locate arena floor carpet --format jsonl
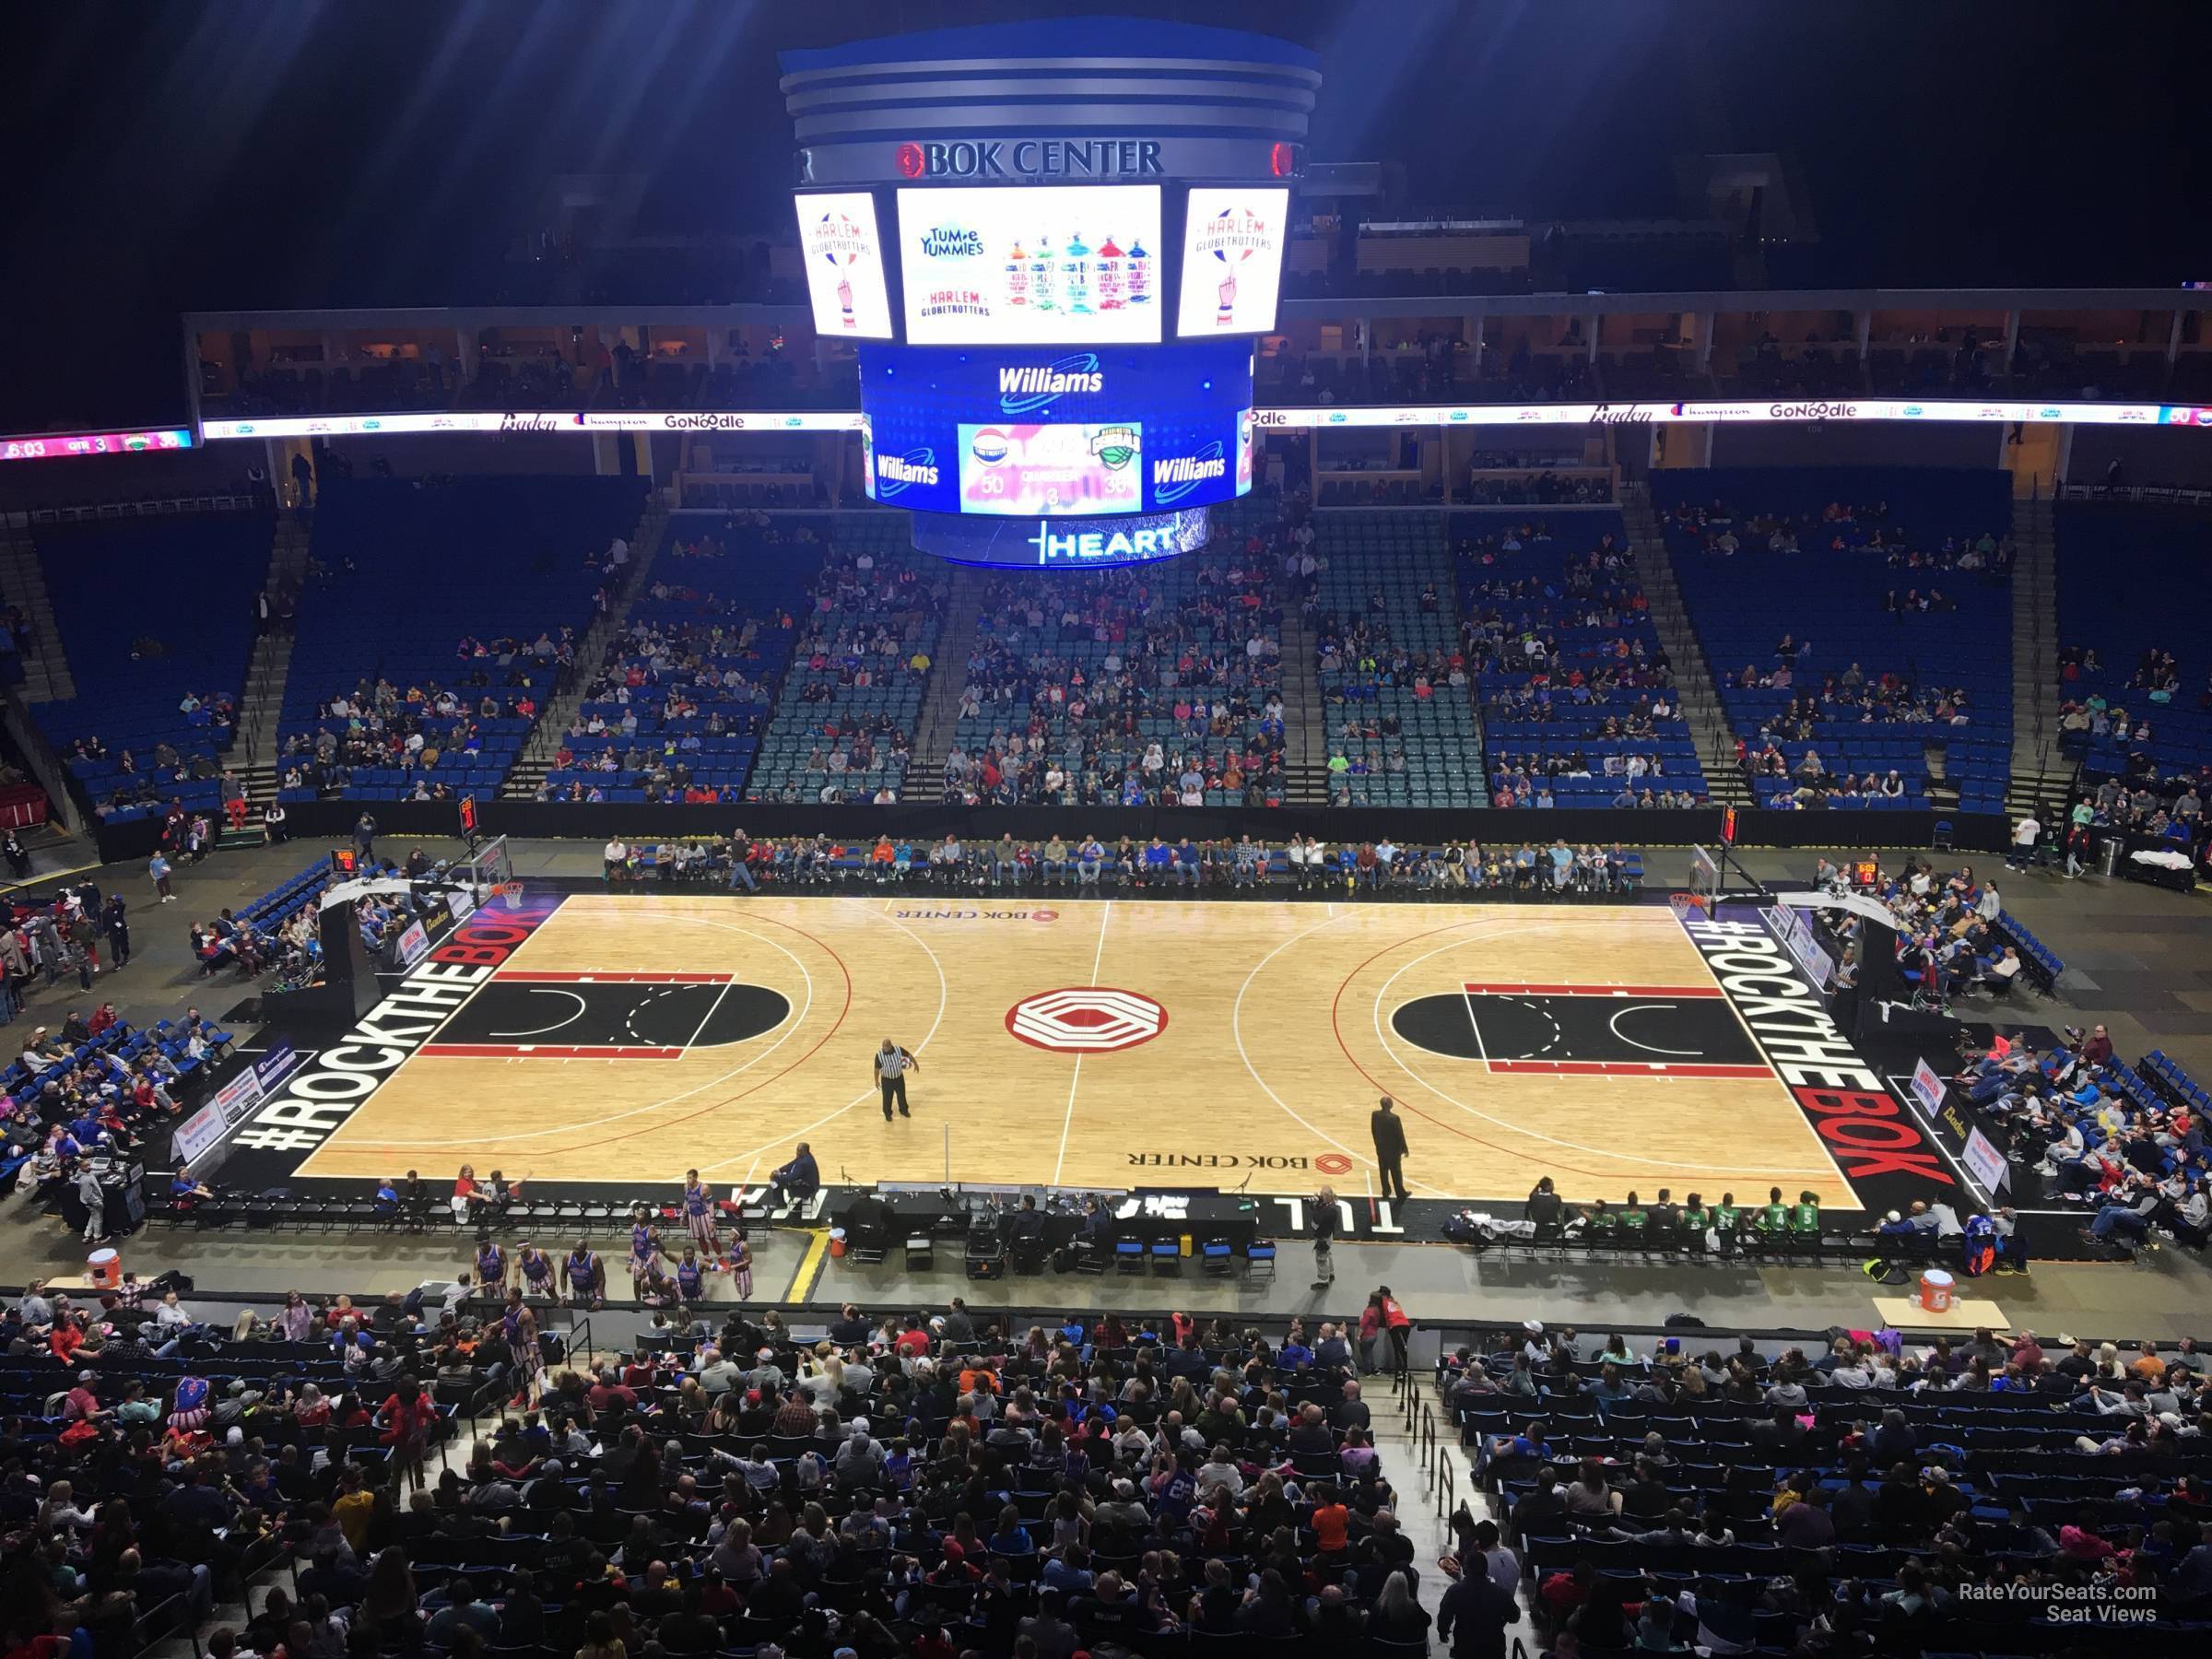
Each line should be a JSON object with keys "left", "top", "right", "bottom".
{"left": 237, "top": 891, "right": 1913, "bottom": 1211}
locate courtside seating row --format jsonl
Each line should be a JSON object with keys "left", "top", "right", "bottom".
{"left": 1992, "top": 909, "right": 2065, "bottom": 992}
{"left": 196, "top": 864, "right": 335, "bottom": 976}
{"left": 1, "top": 1015, "right": 229, "bottom": 1112}
{"left": 1511, "top": 778, "right": 1705, "bottom": 806}
{"left": 1750, "top": 782, "right": 1934, "bottom": 811}
{"left": 2140, "top": 1050, "right": 2212, "bottom": 1118}
{"left": 276, "top": 719, "right": 531, "bottom": 802}
{"left": 2053, "top": 500, "right": 2212, "bottom": 777}
{"left": 542, "top": 763, "right": 753, "bottom": 792}
{"left": 31, "top": 514, "right": 275, "bottom": 776}
{"left": 87, "top": 776, "right": 232, "bottom": 825}
{"left": 238, "top": 858, "right": 335, "bottom": 935}
{"left": 607, "top": 842, "right": 1645, "bottom": 890}
{"left": 279, "top": 776, "right": 509, "bottom": 805}
{"left": 1653, "top": 468, "right": 2016, "bottom": 813}
{"left": 276, "top": 477, "right": 647, "bottom": 798}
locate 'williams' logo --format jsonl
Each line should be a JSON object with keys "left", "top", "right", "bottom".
{"left": 1152, "top": 441, "right": 1228, "bottom": 503}
{"left": 998, "top": 353, "right": 1104, "bottom": 415}
{"left": 875, "top": 447, "right": 939, "bottom": 498}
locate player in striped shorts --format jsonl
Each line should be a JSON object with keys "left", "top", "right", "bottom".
{"left": 680, "top": 1170, "right": 724, "bottom": 1266}
{"left": 727, "top": 1230, "right": 754, "bottom": 1300}
{"left": 516, "top": 1241, "right": 556, "bottom": 1300}
{"left": 627, "top": 1206, "right": 665, "bottom": 1299}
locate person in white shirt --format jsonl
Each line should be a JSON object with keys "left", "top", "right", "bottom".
{"left": 2009, "top": 814, "right": 2041, "bottom": 870}
{"left": 1194, "top": 1445, "right": 1244, "bottom": 1501}
{"left": 154, "top": 1292, "right": 195, "bottom": 1330}
{"left": 603, "top": 840, "right": 628, "bottom": 883}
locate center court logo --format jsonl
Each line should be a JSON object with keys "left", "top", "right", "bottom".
{"left": 1007, "top": 986, "right": 1168, "bottom": 1053}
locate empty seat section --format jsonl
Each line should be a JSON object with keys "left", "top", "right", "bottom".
{"left": 274, "top": 476, "right": 647, "bottom": 803}
{"left": 1653, "top": 467, "right": 2014, "bottom": 814}
{"left": 35, "top": 515, "right": 274, "bottom": 824}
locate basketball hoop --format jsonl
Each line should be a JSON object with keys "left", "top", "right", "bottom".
{"left": 1669, "top": 890, "right": 1710, "bottom": 924}
{"left": 491, "top": 881, "right": 524, "bottom": 912}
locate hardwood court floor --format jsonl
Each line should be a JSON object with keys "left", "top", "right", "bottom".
{"left": 297, "top": 894, "right": 1855, "bottom": 1206}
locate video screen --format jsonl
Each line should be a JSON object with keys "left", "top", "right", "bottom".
{"left": 1176, "top": 186, "right": 1290, "bottom": 337}
{"left": 956, "top": 421, "right": 1145, "bottom": 516}
{"left": 896, "top": 185, "right": 1163, "bottom": 347}
{"left": 794, "top": 192, "right": 895, "bottom": 340}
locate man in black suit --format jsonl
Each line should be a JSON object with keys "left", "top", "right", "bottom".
{"left": 1371, "top": 1095, "right": 1410, "bottom": 1204}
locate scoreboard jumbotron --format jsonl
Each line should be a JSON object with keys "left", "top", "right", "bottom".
{"left": 781, "top": 19, "right": 1313, "bottom": 568}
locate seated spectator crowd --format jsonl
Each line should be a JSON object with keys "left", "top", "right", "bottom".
{"left": 1457, "top": 515, "right": 1709, "bottom": 809}
{"left": 4, "top": 1003, "right": 230, "bottom": 1232}
{"left": 746, "top": 535, "right": 944, "bottom": 806}
{"left": 5, "top": 1292, "right": 1430, "bottom": 1659}
{"left": 279, "top": 653, "right": 557, "bottom": 803}
{"left": 2054, "top": 690, "right": 2212, "bottom": 879}
{"left": 1813, "top": 855, "right": 2029, "bottom": 1011}
{"left": 1444, "top": 1321, "right": 2212, "bottom": 1650}
{"left": 1951, "top": 1020, "right": 2212, "bottom": 1261}
{"left": 2054, "top": 501, "right": 2212, "bottom": 832}
{"left": 0, "top": 1276, "right": 486, "bottom": 1658}
{"left": 540, "top": 525, "right": 799, "bottom": 806}
{"left": 1305, "top": 511, "right": 1481, "bottom": 806}
{"left": 942, "top": 538, "right": 1288, "bottom": 809}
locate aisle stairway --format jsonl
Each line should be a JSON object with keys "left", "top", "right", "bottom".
{"left": 1620, "top": 481, "right": 1750, "bottom": 807}
{"left": 0, "top": 519, "right": 75, "bottom": 702}
{"left": 232, "top": 520, "right": 315, "bottom": 804}
{"left": 909, "top": 565, "right": 992, "bottom": 788}
{"left": 1377, "top": 1364, "right": 1484, "bottom": 1622}
{"left": 2005, "top": 492, "right": 2069, "bottom": 822}
{"left": 1277, "top": 607, "right": 1324, "bottom": 771}
{"left": 501, "top": 496, "right": 673, "bottom": 800}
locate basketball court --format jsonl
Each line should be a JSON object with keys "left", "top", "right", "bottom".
{"left": 282, "top": 892, "right": 1862, "bottom": 1208}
